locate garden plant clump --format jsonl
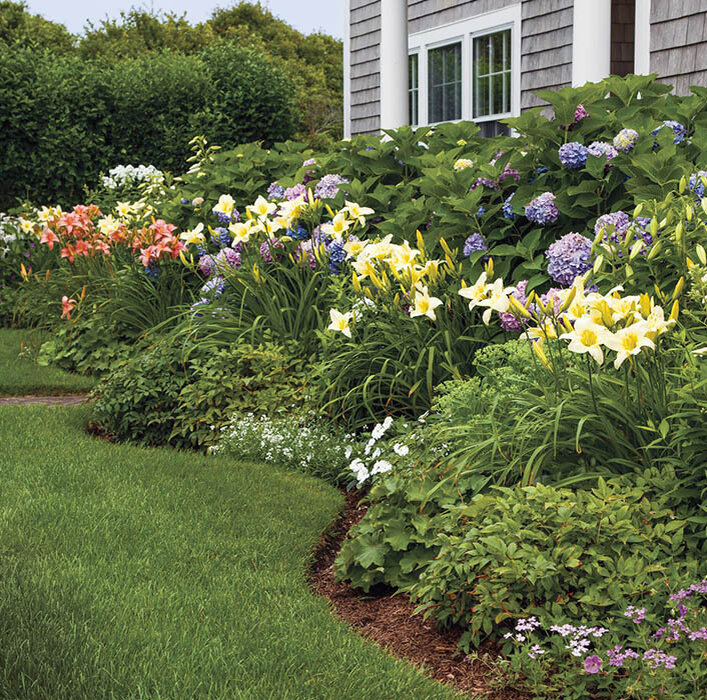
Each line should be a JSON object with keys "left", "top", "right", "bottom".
{"left": 5, "top": 73, "right": 707, "bottom": 697}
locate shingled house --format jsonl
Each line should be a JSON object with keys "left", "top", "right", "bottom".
{"left": 343, "top": 0, "right": 707, "bottom": 137}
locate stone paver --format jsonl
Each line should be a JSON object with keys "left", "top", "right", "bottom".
{"left": 0, "top": 395, "right": 91, "bottom": 406}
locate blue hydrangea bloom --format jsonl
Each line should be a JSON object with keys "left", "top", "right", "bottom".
{"left": 212, "top": 227, "right": 231, "bottom": 248}
{"left": 216, "top": 212, "right": 231, "bottom": 225}
{"left": 594, "top": 211, "right": 630, "bottom": 244}
{"left": 287, "top": 225, "right": 309, "bottom": 240}
{"left": 267, "top": 182, "right": 286, "bottom": 199}
{"left": 327, "top": 241, "right": 347, "bottom": 273}
{"left": 476, "top": 206, "right": 486, "bottom": 218}
{"left": 144, "top": 265, "right": 158, "bottom": 280}
{"left": 545, "top": 232, "right": 593, "bottom": 285}
{"left": 558, "top": 142, "right": 589, "bottom": 169}
{"left": 201, "top": 276, "right": 226, "bottom": 296}
{"left": 502, "top": 192, "right": 516, "bottom": 221}
{"left": 688, "top": 171, "right": 707, "bottom": 202}
{"left": 180, "top": 197, "right": 189, "bottom": 205}
{"left": 463, "top": 233, "right": 487, "bottom": 258}
{"left": 525, "top": 192, "right": 558, "bottom": 226}
{"left": 651, "top": 120, "right": 686, "bottom": 145}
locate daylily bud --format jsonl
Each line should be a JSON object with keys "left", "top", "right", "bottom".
{"left": 509, "top": 296, "right": 532, "bottom": 318}
{"left": 696, "top": 244, "right": 707, "bottom": 265}
{"left": 686, "top": 205, "right": 693, "bottom": 221}
{"left": 629, "top": 240, "right": 644, "bottom": 260}
{"left": 669, "top": 299, "right": 680, "bottom": 323}
{"left": 634, "top": 202, "right": 644, "bottom": 218}
{"left": 352, "top": 272, "right": 361, "bottom": 292}
{"left": 416, "top": 229, "right": 425, "bottom": 254}
{"left": 672, "top": 276, "right": 685, "bottom": 299}
{"left": 679, "top": 175, "right": 687, "bottom": 194}
{"left": 484, "top": 257, "right": 494, "bottom": 277}
{"left": 675, "top": 220, "right": 683, "bottom": 245}
{"left": 532, "top": 340, "right": 550, "bottom": 368}
{"left": 702, "top": 198, "right": 707, "bottom": 216}
{"left": 561, "top": 316, "right": 574, "bottom": 334}
{"left": 650, "top": 217, "right": 658, "bottom": 238}
{"left": 647, "top": 241, "right": 662, "bottom": 260}
{"left": 439, "top": 237, "right": 453, "bottom": 258}
{"left": 639, "top": 293, "right": 651, "bottom": 318}
{"left": 559, "top": 286, "right": 577, "bottom": 313}
{"left": 625, "top": 264, "right": 633, "bottom": 278}
{"left": 593, "top": 254, "right": 604, "bottom": 273}
{"left": 686, "top": 256, "right": 694, "bottom": 269}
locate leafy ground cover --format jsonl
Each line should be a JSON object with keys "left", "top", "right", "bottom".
{"left": 0, "top": 402, "right": 456, "bottom": 700}
{"left": 0, "top": 328, "right": 94, "bottom": 395}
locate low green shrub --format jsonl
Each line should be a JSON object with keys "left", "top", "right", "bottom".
{"left": 411, "top": 480, "right": 695, "bottom": 649}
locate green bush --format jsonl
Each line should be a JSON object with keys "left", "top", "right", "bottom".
{"left": 0, "top": 43, "right": 297, "bottom": 210}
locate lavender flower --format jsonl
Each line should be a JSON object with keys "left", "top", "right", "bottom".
{"left": 463, "top": 233, "right": 487, "bottom": 259}
{"left": 476, "top": 206, "right": 486, "bottom": 218}
{"left": 643, "top": 649, "right": 677, "bottom": 670}
{"left": 613, "top": 128, "right": 639, "bottom": 153}
{"left": 471, "top": 177, "right": 499, "bottom": 191}
{"left": 558, "top": 142, "right": 589, "bottom": 169}
{"left": 606, "top": 645, "right": 639, "bottom": 668}
{"left": 624, "top": 606, "right": 646, "bottom": 624}
{"left": 546, "top": 232, "right": 593, "bottom": 285}
{"left": 587, "top": 141, "right": 618, "bottom": 163}
{"left": 502, "top": 192, "right": 516, "bottom": 220}
{"left": 267, "top": 182, "right": 286, "bottom": 199}
{"left": 594, "top": 211, "right": 631, "bottom": 243}
{"left": 651, "top": 120, "right": 686, "bottom": 145}
{"left": 213, "top": 227, "right": 231, "bottom": 248}
{"left": 525, "top": 192, "right": 559, "bottom": 226}
{"left": 528, "top": 644, "right": 545, "bottom": 659}
{"left": 500, "top": 162, "right": 520, "bottom": 182}
{"left": 314, "top": 174, "right": 349, "bottom": 200}
{"left": 201, "top": 275, "right": 225, "bottom": 296}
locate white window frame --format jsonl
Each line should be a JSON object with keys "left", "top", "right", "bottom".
{"left": 408, "top": 5, "right": 522, "bottom": 128}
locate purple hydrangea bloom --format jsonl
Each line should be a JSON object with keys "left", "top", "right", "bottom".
{"left": 198, "top": 254, "right": 216, "bottom": 277}
{"left": 688, "top": 171, "right": 707, "bottom": 202}
{"left": 500, "top": 162, "right": 520, "bottom": 182}
{"left": 546, "top": 232, "right": 593, "bottom": 285}
{"left": 267, "top": 182, "right": 286, "bottom": 199}
{"left": 216, "top": 212, "right": 231, "bottom": 225}
{"left": 525, "top": 192, "right": 558, "bottom": 225}
{"left": 613, "top": 128, "right": 639, "bottom": 152}
{"left": 503, "top": 192, "right": 516, "bottom": 220}
{"left": 587, "top": 141, "right": 618, "bottom": 163}
{"left": 595, "top": 211, "right": 631, "bottom": 243}
{"left": 314, "top": 174, "right": 349, "bottom": 200}
{"left": 652, "top": 120, "right": 686, "bottom": 145}
{"left": 558, "top": 142, "right": 589, "bottom": 169}
{"left": 574, "top": 104, "right": 589, "bottom": 123}
{"left": 259, "top": 238, "right": 285, "bottom": 262}
{"left": 463, "top": 233, "right": 487, "bottom": 258}
{"left": 215, "top": 247, "right": 241, "bottom": 270}
{"left": 284, "top": 183, "right": 307, "bottom": 200}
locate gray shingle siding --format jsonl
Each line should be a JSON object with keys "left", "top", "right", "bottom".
{"left": 520, "top": 0, "right": 573, "bottom": 109}
{"left": 350, "top": 0, "right": 381, "bottom": 135}
{"left": 408, "top": 0, "right": 518, "bottom": 34}
{"left": 650, "top": 3, "right": 707, "bottom": 95}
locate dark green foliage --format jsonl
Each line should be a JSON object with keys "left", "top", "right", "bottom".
{"left": 0, "top": 1, "right": 75, "bottom": 54}
{"left": 0, "top": 43, "right": 297, "bottom": 210}
{"left": 92, "top": 337, "right": 313, "bottom": 450}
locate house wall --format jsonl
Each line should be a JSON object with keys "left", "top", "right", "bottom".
{"left": 650, "top": 2, "right": 707, "bottom": 95}
{"left": 350, "top": 0, "right": 381, "bottom": 135}
{"left": 520, "top": 0, "right": 573, "bottom": 109}
{"left": 408, "top": 0, "right": 518, "bottom": 34}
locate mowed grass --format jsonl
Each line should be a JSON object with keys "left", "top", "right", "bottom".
{"left": 0, "top": 405, "right": 455, "bottom": 700}
{"left": 0, "top": 328, "right": 95, "bottom": 395}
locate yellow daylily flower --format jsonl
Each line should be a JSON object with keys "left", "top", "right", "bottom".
{"left": 409, "top": 285, "right": 443, "bottom": 321}
{"left": 179, "top": 222, "right": 206, "bottom": 246}
{"left": 246, "top": 195, "right": 276, "bottom": 220}
{"left": 458, "top": 272, "right": 488, "bottom": 311}
{"left": 213, "top": 194, "right": 236, "bottom": 216}
{"left": 560, "top": 317, "right": 612, "bottom": 365}
{"left": 327, "top": 308, "right": 354, "bottom": 338}
{"left": 344, "top": 201, "right": 375, "bottom": 226}
{"left": 604, "top": 322, "right": 655, "bottom": 369}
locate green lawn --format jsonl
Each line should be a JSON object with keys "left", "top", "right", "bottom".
{"left": 0, "top": 328, "right": 95, "bottom": 395}
{"left": 0, "top": 404, "right": 455, "bottom": 699}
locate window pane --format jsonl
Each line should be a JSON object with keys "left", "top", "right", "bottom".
{"left": 491, "top": 32, "right": 505, "bottom": 73}
{"left": 475, "top": 75, "right": 490, "bottom": 117}
{"left": 493, "top": 73, "right": 504, "bottom": 115}
{"left": 475, "top": 35, "right": 490, "bottom": 77}
{"left": 408, "top": 53, "right": 417, "bottom": 90}
{"left": 473, "top": 29, "right": 512, "bottom": 118}
{"left": 408, "top": 53, "right": 418, "bottom": 125}
{"left": 428, "top": 42, "right": 462, "bottom": 122}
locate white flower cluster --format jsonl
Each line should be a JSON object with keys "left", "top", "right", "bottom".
{"left": 349, "top": 416, "right": 412, "bottom": 486}
{"left": 0, "top": 214, "right": 23, "bottom": 258}
{"left": 102, "top": 164, "right": 163, "bottom": 190}
{"left": 209, "top": 412, "right": 355, "bottom": 481}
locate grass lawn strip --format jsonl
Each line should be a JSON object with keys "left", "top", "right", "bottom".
{"left": 0, "top": 329, "right": 95, "bottom": 396}
{"left": 0, "top": 404, "right": 455, "bottom": 699}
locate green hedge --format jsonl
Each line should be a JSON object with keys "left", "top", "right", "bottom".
{"left": 0, "top": 44, "right": 296, "bottom": 209}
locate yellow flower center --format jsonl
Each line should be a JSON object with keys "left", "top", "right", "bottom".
{"left": 580, "top": 329, "right": 598, "bottom": 347}
{"left": 621, "top": 333, "right": 639, "bottom": 351}
{"left": 418, "top": 298, "right": 430, "bottom": 313}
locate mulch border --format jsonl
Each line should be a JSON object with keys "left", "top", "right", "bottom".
{"left": 308, "top": 490, "right": 527, "bottom": 699}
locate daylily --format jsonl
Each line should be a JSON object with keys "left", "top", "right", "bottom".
{"left": 327, "top": 308, "right": 354, "bottom": 338}
{"left": 213, "top": 194, "right": 236, "bottom": 216}
{"left": 560, "top": 317, "right": 612, "bottom": 364}
{"left": 40, "top": 229, "right": 59, "bottom": 250}
{"left": 604, "top": 322, "right": 655, "bottom": 368}
{"left": 19, "top": 218, "right": 33, "bottom": 233}
{"left": 344, "top": 239, "right": 367, "bottom": 258}
{"left": 458, "top": 272, "right": 488, "bottom": 310}
{"left": 409, "top": 285, "right": 443, "bottom": 321}
{"left": 228, "top": 220, "right": 253, "bottom": 244}
{"left": 179, "top": 222, "right": 206, "bottom": 246}
{"left": 343, "top": 201, "right": 375, "bottom": 226}
{"left": 61, "top": 295, "right": 76, "bottom": 320}
{"left": 321, "top": 212, "right": 351, "bottom": 240}
{"left": 247, "top": 195, "right": 276, "bottom": 220}
{"left": 36, "top": 206, "right": 53, "bottom": 223}
{"left": 477, "top": 278, "right": 514, "bottom": 324}
{"left": 115, "top": 202, "right": 134, "bottom": 218}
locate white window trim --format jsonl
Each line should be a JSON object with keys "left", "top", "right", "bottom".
{"left": 408, "top": 4, "right": 522, "bottom": 128}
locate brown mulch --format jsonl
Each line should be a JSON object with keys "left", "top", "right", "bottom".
{"left": 0, "top": 394, "right": 91, "bottom": 406}
{"left": 309, "top": 490, "right": 528, "bottom": 699}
